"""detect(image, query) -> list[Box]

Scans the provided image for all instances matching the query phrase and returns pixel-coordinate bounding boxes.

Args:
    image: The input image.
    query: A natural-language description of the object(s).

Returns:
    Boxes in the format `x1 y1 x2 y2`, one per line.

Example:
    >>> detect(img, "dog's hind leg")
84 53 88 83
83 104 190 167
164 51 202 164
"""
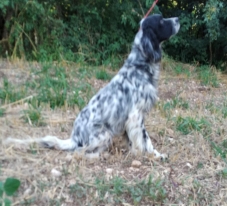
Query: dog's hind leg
125 110 167 160
84 130 113 156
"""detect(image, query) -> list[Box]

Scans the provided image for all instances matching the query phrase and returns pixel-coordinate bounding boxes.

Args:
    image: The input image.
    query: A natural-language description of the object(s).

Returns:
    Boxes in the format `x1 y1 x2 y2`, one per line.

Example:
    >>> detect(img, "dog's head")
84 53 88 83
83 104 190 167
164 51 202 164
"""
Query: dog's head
134 14 180 62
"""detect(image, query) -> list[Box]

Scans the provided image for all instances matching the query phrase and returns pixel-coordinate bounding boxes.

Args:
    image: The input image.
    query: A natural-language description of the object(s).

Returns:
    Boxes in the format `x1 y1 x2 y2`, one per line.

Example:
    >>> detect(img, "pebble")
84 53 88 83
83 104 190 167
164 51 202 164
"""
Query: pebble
51 168 62 177
106 168 113 174
131 160 142 168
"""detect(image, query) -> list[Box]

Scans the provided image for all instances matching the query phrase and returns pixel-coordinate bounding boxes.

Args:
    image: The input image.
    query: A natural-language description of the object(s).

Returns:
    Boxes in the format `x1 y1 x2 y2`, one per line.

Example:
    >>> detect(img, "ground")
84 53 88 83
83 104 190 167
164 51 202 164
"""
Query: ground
0 59 227 205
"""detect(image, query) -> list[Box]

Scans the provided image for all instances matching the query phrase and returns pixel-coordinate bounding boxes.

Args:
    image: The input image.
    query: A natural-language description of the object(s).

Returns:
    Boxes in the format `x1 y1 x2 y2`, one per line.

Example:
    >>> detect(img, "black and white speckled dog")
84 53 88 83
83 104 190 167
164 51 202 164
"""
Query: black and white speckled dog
5 14 180 159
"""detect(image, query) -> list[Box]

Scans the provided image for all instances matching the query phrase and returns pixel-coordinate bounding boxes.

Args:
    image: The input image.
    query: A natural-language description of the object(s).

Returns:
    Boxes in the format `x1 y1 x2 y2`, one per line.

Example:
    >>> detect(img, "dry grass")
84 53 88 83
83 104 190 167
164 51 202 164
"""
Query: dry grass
1 59 227 205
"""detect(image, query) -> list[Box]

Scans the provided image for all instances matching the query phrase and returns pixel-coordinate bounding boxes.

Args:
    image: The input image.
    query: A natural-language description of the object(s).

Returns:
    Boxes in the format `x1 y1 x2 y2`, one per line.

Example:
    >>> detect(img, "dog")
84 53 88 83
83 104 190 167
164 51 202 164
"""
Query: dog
5 14 180 159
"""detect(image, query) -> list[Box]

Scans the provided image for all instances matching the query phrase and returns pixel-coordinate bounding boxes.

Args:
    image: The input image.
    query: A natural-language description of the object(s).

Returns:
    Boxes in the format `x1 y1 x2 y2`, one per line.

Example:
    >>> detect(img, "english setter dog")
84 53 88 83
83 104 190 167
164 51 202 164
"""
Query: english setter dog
5 14 180 160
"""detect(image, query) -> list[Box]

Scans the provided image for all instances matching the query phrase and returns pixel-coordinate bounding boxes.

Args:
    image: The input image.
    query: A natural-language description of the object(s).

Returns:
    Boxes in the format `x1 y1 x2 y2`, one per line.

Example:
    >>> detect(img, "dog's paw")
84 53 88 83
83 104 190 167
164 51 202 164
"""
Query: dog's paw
160 153 169 162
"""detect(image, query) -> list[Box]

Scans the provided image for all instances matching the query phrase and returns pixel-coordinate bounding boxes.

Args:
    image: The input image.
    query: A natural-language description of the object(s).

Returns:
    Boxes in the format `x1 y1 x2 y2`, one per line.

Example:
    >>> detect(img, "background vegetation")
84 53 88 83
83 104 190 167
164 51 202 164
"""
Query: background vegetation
0 0 226 66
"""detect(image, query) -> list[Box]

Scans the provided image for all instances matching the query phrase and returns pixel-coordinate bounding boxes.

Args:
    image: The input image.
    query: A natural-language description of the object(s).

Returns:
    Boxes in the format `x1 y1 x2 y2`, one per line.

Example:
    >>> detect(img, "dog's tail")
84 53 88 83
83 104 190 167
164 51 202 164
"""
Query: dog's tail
4 136 77 151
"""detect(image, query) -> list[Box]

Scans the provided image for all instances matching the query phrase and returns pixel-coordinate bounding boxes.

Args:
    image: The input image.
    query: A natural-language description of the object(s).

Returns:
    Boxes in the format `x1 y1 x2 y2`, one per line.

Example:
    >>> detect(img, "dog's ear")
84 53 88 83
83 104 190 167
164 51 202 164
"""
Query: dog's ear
141 28 161 62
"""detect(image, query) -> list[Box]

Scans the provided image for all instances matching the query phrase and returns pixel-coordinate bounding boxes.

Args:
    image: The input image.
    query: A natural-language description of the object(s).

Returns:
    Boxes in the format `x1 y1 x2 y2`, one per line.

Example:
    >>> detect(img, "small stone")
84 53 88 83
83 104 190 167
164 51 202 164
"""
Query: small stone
65 154 73 162
106 168 113 174
24 187 32 196
186 163 192 168
51 168 62 177
129 167 139 172
131 160 142 168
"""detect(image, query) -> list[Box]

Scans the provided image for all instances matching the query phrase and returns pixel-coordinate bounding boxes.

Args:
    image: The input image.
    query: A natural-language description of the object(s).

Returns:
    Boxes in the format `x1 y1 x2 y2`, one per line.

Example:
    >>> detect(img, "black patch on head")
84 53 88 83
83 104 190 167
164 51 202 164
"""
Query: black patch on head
140 14 175 63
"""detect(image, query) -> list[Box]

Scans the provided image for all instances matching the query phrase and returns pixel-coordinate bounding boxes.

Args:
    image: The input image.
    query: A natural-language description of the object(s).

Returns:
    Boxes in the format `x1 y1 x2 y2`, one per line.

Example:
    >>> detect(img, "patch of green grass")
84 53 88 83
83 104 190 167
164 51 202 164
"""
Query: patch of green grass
173 65 191 77
210 139 227 159
0 63 98 111
0 78 27 104
22 105 45 126
204 135 227 162
0 108 6 117
164 96 189 111
218 168 227 179
174 116 211 135
205 102 219 114
78 66 93 79
196 162 204 169
36 66 68 109
221 102 227 118
161 96 189 118
30 64 95 110
68 83 94 110
95 70 112 80
69 175 166 205
196 66 219 87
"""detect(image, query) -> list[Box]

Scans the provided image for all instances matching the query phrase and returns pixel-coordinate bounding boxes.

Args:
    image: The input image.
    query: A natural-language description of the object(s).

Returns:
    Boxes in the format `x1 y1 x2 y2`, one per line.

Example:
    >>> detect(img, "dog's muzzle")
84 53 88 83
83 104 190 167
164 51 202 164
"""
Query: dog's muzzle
170 17 180 35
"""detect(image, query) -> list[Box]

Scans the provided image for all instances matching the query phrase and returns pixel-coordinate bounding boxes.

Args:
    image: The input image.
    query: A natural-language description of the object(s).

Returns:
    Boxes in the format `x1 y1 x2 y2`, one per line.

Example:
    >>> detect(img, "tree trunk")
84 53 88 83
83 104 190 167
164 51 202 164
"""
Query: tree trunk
209 42 212 65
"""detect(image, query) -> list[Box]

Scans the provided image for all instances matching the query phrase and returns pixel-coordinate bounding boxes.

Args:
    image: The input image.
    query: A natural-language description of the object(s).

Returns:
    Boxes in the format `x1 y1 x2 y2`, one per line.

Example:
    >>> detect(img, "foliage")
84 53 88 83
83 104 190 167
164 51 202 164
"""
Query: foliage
0 178 21 206
0 0 226 66
161 0 227 66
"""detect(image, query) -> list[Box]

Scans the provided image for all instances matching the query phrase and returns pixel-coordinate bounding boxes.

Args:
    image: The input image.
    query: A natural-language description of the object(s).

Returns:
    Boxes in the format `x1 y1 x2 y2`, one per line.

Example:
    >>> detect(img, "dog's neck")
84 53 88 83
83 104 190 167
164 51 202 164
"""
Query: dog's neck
124 45 160 69
122 47 160 89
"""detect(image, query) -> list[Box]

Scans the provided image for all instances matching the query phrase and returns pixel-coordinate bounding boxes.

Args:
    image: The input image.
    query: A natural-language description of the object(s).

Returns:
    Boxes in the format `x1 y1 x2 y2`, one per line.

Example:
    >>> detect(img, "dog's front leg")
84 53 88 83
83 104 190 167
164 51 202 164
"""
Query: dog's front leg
125 110 167 160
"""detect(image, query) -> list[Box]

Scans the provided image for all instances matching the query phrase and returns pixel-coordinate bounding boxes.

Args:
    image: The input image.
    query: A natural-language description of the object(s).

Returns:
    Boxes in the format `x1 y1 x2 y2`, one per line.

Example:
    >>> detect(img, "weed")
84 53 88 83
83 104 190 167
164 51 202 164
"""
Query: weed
69 175 166 204
216 168 227 179
78 67 93 79
221 102 227 118
37 66 68 109
174 116 210 135
162 96 189 117
164 96 189 111
0 178 21 206
210 140 227 159
196 66 219 87
128 176 166 204
0 108 6 117
0 78 26 104
69 183 88 199
205 102 219 114
95 70 112 80
22 105 45 126
173 65 190 77
68 83 94 110
196 162 204 169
